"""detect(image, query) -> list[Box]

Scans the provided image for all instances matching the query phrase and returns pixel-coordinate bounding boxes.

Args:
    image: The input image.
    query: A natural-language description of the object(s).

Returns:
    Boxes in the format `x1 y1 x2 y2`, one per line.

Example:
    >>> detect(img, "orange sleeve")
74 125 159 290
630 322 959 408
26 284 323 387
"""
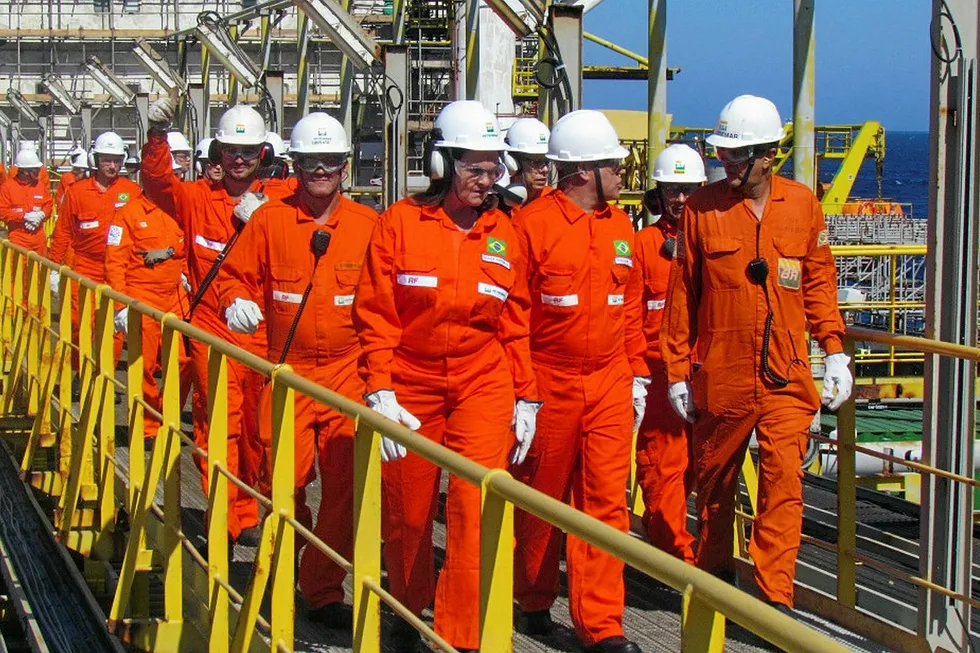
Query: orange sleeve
498 221 538 402
0 181 24 227
104 204 135 295
141 131 185 228
49 190 74 265
661 205 701 384
803 196 845 355
625 238 650 377
216 208 268 312
353 212 401 395
41 182 53 218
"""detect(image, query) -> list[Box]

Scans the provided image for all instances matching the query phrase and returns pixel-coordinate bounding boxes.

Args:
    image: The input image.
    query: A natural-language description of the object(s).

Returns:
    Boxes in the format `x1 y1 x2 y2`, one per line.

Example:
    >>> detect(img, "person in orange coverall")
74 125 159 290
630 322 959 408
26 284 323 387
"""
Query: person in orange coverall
633 144 707 564
502 117 553 209
56 149 89 209
216 112 376 630
661 95 853 613
140 98 291 546
104 194 192 439
49 132 140 367
506 110 649 653
353 100 537 653
0 149 53 256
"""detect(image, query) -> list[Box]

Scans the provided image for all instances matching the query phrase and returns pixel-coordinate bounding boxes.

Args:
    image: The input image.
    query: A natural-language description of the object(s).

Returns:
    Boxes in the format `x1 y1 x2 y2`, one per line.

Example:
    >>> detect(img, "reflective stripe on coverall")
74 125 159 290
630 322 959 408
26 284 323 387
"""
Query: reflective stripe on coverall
142 132 275 540
661 174 845 607
50 176 140 366
104 196 193 439
217 193 377 609
634 222 695 563
507 190 648 646
353 199 536 650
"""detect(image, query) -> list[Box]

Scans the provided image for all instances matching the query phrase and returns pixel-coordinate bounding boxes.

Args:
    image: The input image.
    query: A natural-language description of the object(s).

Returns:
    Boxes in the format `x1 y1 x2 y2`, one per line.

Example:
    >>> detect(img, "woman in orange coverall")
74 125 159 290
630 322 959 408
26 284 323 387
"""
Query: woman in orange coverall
353 100 538 653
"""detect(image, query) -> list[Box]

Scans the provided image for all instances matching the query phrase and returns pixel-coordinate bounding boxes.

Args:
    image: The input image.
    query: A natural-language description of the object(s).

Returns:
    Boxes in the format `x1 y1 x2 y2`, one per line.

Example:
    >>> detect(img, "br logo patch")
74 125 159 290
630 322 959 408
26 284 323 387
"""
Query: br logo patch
777 258 802 290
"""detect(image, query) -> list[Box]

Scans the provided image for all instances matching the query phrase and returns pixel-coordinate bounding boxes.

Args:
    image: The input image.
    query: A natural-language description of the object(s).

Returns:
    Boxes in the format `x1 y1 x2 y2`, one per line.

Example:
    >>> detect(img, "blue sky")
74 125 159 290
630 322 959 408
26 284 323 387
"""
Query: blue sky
582 0 930 132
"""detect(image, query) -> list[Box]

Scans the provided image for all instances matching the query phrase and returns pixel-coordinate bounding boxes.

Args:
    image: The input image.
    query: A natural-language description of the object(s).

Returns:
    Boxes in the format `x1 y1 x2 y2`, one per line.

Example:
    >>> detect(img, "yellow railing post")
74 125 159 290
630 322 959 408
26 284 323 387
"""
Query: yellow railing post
835 338 857 608
36 259 53 430
94 286 116 556
681 585 725 652
352 416 381 653
3 252 26 414
159 316 184 630
25 255 41 415
479 469 514 653
0 244 12 384
269 365 295 651
125 308 150 619
207 346 230 653
56 268 73 480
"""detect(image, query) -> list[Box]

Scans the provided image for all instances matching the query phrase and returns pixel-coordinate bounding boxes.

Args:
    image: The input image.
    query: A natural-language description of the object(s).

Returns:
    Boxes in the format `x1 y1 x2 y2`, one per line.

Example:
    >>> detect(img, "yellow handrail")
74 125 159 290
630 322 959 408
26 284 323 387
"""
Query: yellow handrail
0 240 850 653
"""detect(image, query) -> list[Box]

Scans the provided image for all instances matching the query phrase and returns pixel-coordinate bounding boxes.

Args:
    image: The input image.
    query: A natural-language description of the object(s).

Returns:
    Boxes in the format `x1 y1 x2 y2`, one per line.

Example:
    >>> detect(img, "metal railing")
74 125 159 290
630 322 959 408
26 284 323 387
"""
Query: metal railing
0 240 851 653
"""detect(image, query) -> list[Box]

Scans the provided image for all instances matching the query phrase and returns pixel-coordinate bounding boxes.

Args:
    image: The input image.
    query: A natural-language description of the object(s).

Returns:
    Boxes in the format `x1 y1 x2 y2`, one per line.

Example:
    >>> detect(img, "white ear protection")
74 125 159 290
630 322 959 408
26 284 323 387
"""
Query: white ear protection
423 128 451 180
503 151 520 175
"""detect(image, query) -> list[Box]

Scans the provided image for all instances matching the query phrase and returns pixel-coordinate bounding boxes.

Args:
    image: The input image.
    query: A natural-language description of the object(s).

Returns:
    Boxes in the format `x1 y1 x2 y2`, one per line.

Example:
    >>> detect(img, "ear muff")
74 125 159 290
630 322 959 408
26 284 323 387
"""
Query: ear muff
422 128 450 180
503 152 520 175
208 139 220 162
88 152 96 169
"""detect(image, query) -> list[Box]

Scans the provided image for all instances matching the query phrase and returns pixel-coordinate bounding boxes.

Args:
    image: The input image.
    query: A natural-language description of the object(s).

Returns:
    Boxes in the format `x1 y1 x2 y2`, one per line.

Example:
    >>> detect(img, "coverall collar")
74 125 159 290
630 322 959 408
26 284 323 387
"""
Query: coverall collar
290 193 346 228
420 203 500 236
552 189 614 224
729 174 788 220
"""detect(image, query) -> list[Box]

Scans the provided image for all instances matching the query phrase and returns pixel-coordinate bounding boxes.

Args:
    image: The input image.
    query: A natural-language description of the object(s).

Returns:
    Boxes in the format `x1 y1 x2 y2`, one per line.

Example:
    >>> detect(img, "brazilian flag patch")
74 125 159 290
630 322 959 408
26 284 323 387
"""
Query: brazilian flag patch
614 240 631 256
487 237 507 256
118 193 130 202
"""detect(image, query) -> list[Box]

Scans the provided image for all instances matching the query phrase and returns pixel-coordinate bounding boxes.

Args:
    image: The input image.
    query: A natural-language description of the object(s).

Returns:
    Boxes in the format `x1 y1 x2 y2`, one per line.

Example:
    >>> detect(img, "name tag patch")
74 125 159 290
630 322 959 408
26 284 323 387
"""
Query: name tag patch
194 234 226 252
481 254 511 270
647 299 666 310
396 274 438 288
334 294 355 306
608 294 624 306
777 258 802 290
541 293 578 307
107 225 123 246
614 257 633 267
477 282 508 302
80 220 100 230
273 290 303 304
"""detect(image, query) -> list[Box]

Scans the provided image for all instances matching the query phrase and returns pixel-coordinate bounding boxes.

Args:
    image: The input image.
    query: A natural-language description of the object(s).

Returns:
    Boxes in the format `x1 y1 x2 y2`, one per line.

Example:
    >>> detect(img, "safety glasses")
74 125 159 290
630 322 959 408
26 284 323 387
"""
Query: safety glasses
220 143 265 161
519 156 550 171
660 182 701 197
596 159 624 174
293 153 347 174
455 160 506 182
714 146 753 165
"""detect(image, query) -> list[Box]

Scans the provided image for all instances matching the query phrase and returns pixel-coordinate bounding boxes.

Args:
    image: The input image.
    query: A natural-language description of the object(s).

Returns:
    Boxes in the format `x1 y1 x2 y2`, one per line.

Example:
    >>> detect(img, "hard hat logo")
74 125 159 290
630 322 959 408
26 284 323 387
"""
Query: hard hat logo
614 240 631 257
674 161 686 173
235 124 246 134
487 237 507 256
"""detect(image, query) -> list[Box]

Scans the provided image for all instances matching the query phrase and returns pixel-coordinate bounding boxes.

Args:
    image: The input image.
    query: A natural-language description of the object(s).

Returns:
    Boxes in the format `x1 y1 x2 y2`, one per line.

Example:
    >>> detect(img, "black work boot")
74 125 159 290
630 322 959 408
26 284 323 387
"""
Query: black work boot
235 526 262 548
765 600 794 617
389 617 422 653
518 608 554 636
583 635 642 653
307 602 353 630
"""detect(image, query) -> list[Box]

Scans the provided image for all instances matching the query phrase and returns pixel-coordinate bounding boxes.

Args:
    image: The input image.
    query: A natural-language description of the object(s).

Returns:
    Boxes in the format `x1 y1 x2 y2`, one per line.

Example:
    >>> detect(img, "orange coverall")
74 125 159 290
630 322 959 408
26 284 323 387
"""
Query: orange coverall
634 221 695 563
353 200 536 650
506 190 647 646
217 193 377 609
141 131 300 540
104 195 193 439
50 176 140 365
56 171 79 209
661 175 845 607
0 173 53 255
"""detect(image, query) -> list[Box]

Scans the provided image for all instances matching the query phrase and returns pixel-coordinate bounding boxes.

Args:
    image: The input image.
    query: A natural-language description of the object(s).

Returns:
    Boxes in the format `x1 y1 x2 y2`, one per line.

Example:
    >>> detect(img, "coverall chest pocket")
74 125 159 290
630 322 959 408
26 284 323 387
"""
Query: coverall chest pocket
773 235 808 292
702 237 744 291
537 270 578 310
608 265 630 309
333 267 360 311
473 261 513 319
270 265 305 316
76 212 101 233
130 221 163 251
394 254 438 309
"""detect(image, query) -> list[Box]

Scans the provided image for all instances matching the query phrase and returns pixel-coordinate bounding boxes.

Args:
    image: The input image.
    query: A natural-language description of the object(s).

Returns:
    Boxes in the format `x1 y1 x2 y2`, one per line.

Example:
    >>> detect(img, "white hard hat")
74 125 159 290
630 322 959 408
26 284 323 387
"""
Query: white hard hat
546 110 629 162
433 100 507 152
195 138 214 161
289 113 350 154
215 105 267 145
166 131 192 153
92 131 127 156
265 131 288 158
705 95 785 149
70 150 89 169
506 118 550 155
653 144 706 183
14 149 42 169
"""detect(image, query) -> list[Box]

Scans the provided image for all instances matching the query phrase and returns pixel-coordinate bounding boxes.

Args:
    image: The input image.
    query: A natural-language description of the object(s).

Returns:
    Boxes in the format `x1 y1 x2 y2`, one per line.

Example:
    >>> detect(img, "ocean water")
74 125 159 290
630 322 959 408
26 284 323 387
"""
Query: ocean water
817 130 930 218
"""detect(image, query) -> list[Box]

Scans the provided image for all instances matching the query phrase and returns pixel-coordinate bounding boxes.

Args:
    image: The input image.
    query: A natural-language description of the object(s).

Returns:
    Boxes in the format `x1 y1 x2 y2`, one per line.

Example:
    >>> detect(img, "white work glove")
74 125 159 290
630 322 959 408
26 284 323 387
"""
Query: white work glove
114 307 128 334
668 381 696 423
510 399 543 465
632 376 652 432
233 191 268 224
821 352 853 411
224 298 264 334
365 389 421 462
180 273 192 294
23 211 44 232
147 96 177 126
49 270 60 300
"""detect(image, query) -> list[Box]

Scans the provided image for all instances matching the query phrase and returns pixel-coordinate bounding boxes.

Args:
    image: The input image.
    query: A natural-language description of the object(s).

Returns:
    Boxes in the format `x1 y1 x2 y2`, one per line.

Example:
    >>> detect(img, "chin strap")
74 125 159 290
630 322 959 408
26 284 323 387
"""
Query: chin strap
592 162 607 207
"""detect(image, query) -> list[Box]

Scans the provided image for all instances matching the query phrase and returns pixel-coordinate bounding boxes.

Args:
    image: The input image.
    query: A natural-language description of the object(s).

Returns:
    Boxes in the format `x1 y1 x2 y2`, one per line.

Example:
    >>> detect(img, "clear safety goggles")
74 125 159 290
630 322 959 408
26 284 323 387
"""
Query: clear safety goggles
517 155 550 171
220 142 265 161
455 160 506 182
713 145 753 165
660 182 701 197
293 153 347 174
